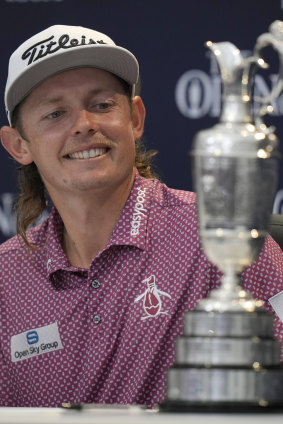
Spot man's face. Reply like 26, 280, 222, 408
16, 68, 145, 201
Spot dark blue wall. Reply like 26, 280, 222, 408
1, 0, 283, 242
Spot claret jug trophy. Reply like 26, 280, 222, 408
161, 21, 283, 412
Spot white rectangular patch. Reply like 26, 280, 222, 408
11, 322, 63, 363
269, 291, 283, 323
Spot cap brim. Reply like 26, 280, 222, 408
6, 44, 139, 118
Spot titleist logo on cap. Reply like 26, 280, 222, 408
22, 34, 108, 66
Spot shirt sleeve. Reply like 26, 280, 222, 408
242, 234, 283, 356
243, 235, 283, 304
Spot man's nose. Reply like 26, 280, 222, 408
70, 109, 98, 136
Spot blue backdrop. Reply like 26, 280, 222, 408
0, 0, 283, 243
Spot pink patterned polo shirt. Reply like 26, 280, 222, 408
0, 172, 283, 407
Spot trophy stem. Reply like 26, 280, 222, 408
218, 268, 239, 295
197, 269, 262, 313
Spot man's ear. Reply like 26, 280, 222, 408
0, 126, 33, 165
131, 96, 146, 141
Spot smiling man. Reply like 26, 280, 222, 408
2, 67, 144, 268
0, 25, 283, 408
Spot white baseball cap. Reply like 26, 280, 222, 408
4, 24, 139, 125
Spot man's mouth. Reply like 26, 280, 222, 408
67, 147, 109, 159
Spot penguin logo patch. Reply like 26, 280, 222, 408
134, 275, 171, 320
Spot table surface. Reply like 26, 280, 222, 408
0, 407, 283, 424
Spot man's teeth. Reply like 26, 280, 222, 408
69, 148, 107, 159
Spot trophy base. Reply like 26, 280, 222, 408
159, 400, 283, 413
165, 364, 283, 405
163, 296, 283, 413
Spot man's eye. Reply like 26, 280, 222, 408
48, 111, 62, 119
96, 103, 110, 110
92, 101, 115, 111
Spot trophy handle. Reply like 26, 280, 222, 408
254, 20, 283, 107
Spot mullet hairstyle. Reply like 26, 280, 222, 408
11, 76, 158, 249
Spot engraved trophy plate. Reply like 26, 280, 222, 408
160, 21, 283, 412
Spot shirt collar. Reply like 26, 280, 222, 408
45, 171, 154, 276
105, 171, 154, 252
45, 208, 72, 276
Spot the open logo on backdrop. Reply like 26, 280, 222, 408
175, 50, 283, 120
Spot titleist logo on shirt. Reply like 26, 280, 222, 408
22, 34, 107, 66
131, 187, 147, 236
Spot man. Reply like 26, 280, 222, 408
0, 24, 283, 408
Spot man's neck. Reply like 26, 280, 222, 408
51, 172, 136, 269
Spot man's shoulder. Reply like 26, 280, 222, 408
152, 178, 196, 209
0, 234, 22, 255
0, 219, 49, 257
